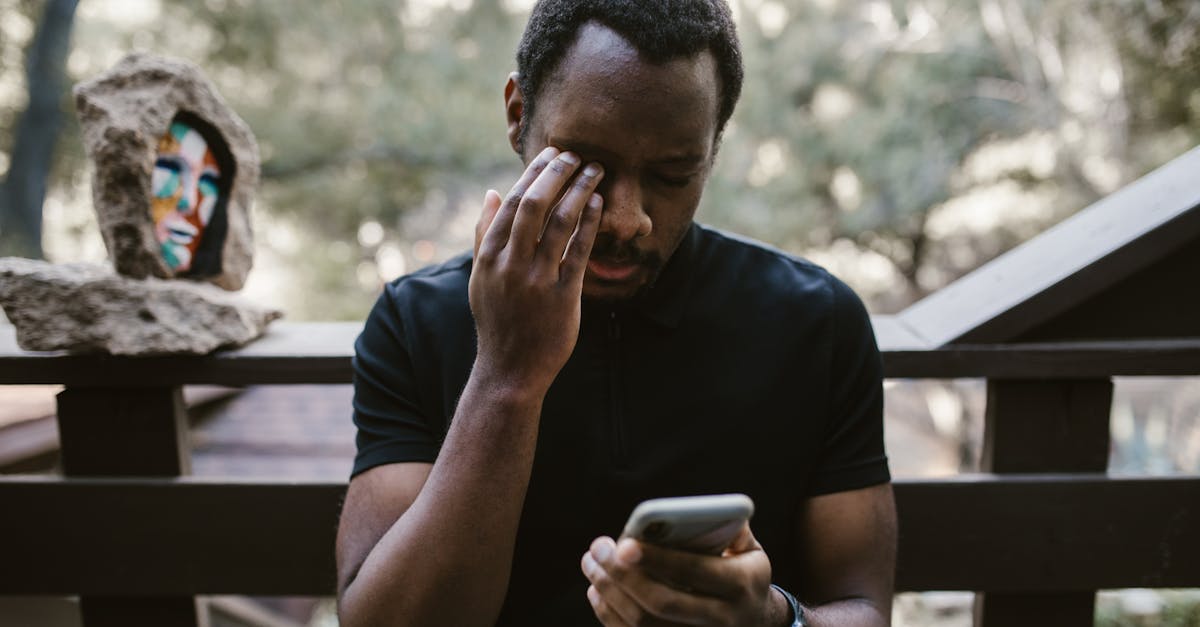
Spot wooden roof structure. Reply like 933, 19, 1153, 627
892, 145, 1200, 346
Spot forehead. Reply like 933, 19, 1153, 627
535, 22, 720, 159
166, 121, 219, 169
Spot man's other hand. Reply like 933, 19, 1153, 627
470, 146, 605, 395
581, 524, 789, 626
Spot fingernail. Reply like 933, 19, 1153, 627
592, 538, 614, 562
583, 163, 602, 176
616, 538, 642, 564
539, 146, 559, 160
559, 152, 580, 165
588, 193, 603, 208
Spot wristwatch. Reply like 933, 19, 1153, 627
770, 584, 809, 627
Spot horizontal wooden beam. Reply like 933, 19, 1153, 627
895, 474, 1200, 591
0, 475, 1196, 595
883, 338, 1200, 379
3, 323, 1200, 385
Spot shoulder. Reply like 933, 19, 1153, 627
357, 251, 474, 354
384, 250, 472, 302
378, 251, 473, 322
692, 223, 854, 311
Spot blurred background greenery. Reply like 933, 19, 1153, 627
2, 2, 1199, 625
2, 0, 1197, 320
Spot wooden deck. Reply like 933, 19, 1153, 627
3, 145, 1199, 626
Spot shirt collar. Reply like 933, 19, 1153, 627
628, 221, 700, 329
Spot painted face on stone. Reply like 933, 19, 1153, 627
507, 22, 721, 302
152, 121, 222, 272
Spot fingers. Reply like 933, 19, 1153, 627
537, 161, 605, 266
474, 189, 502, 259
478, 146, 559, 258
508, 150, 583, 255
619, 537, 758, 600
587, 585, 634, 627
585, 537, 728, 625
559, 192, 604, 285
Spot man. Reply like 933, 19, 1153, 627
336, 1, 896, 625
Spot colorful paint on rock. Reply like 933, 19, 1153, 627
151, 120, 223, 274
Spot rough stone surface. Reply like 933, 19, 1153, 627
0, 258, 281, 355
74, 52, 259, 291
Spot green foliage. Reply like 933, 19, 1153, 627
5, 0, 1200, 317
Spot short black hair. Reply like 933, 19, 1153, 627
515, 0, 743, 151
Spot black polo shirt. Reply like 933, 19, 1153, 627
352, 221, 889, 625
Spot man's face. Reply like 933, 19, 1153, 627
514, 22, 721, 302
151, 120, 222, 272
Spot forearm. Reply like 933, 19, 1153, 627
802, 598, 890, 627
339, 363, 544, 627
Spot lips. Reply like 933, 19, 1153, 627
587, 258, 640, 282
162, 217, 198, 245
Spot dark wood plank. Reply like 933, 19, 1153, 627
0, 477, 343, 595
973, 592, 1096, 627
882, 339, 1200, 379
57, 387, 191, 476
79, 598, 202, 627
893, 475, 1200, 592
1018, 240, 1200, 341
57, 386, 197, 626
0, 475, 1197, 595
5, 321, 1200, 384
973, 379, 1112, 626
980, 379, 1113, 473
0, 322, 357, 386
897, 146, 1200, 345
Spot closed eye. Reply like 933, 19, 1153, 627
155, 157, 183, 173
654, 172, 695, 188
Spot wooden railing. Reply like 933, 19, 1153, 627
2, 321, 1198, 626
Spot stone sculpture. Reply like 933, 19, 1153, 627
0, 259, 280, 355
75, 52, 258, 290
0, 53, 279, 355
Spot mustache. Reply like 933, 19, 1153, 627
589, 234, 661, 268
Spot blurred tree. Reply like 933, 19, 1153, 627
0, 0, 78, 258
9, 0, 1200, 317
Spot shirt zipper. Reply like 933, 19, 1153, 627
608, 311, 629, 465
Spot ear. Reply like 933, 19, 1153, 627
504, 72, 525, 155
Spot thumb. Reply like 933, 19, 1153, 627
723, 522, 762, 556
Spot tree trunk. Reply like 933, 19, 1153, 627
0, 0, 80, 259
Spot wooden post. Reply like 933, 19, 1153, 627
56, 386, 205, 627
973, 379, 1113, 627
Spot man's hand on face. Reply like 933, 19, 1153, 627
581, 523, 783, 627
470, 146, 605, 394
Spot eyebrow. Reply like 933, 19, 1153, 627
552, 139, 706, 166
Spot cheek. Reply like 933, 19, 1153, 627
152, 168, 178, 199
151, 196, 175, 227
197, 193, 217, 226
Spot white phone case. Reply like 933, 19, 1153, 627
622, 493, 755, 555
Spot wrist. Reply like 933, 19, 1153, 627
769, 584, 808, 627
766, 585, 792, 627
469, 357, 551, 409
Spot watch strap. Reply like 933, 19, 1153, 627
770, 584, 808, 627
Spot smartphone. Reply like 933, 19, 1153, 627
621, 493, 755, 555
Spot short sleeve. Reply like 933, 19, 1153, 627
806, 276, 891, 496
350, 284, 441, 478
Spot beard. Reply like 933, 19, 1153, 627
582, 233, 667, 305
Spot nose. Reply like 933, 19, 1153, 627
598, 175, 652, 242
177, 169, 198, 213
